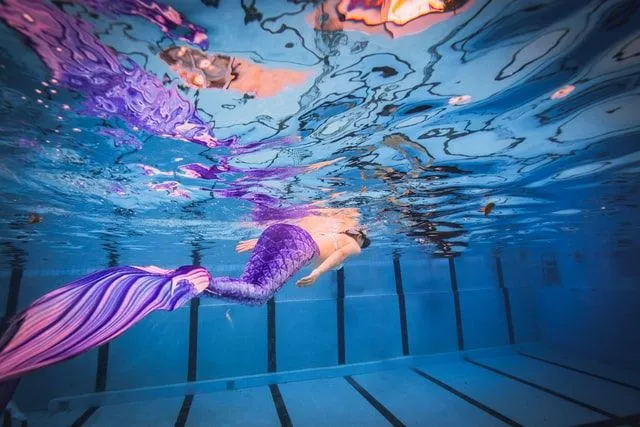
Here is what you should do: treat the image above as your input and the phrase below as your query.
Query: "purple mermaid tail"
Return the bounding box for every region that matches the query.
[0,224,317,410]
[0,265,210,384]
[204,224,320,305]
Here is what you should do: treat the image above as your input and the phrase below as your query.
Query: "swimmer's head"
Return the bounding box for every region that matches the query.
[344,226,371,249]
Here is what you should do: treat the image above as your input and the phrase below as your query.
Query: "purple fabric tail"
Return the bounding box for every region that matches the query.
[205,224,319,305]
[0,265,209,384]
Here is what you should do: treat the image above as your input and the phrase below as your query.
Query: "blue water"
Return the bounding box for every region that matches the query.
[0,0,639,424]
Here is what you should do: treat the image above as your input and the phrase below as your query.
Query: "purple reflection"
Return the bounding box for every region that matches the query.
[0,0,230,148]
[77,0,209,49]
[179,161,301,181]
[108,182,126,195]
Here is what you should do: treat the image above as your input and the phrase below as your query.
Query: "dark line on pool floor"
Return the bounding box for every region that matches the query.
[337,268,345,365]
[495,256,515,345]
[411,368,522,427]
[393,254,409,356]
[572,412,640,427]
[71,406,98,427]
[518,352,640,392]
[95,344,109,393]
[448,258,464,351]
[465,358,616,418]
[269,384,293,427]
[3,266,23,327]
[345,376,405,427]
[188,246,202,382]
[267,297,277,372]
[175,394,194,427]
[188,298,200,382]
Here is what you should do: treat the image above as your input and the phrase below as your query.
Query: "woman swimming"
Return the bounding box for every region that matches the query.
[0,222,370,410]
[235,223,370,288]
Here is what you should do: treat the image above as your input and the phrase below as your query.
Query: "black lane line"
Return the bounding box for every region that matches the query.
[495,256,515,345]
[95,344,109,393]
[176,246,203,427]
[3,267,23,329]
[175,394,194,427]
[269,384,293,427]
[572,413,640,427]
[187,298,200,382]
[518,352,640,392]
[465,358,616,418]
[187,246,202,382]
[393,254,409,356]
[337,268,345,365]
[411,368,521,427]
[267,297,277,372]
[448,258,464,351]
[345,376,405,427]
[71,406,99,427]
[1,246,25,334]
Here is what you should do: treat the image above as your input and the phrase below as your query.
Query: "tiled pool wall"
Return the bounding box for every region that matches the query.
[1,241,638,411]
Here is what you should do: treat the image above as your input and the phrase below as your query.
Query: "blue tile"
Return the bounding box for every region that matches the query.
[107,308,189,390]
[536,288,640,371]
[508,287,539,343]
[15,350,97,412]
[517,344,640,389]
[402,257,451,293]
[459,289,509,350]
[421,361,604,426]
[556,251,588,289]
[276,300,337,371]
[405,292,458,355]
[473,354,640,416]
[279,377,389,426]
[345,295,402,363]
[500,251,531,288]
[87,396,184,426]
[344,263,395,296]
[187,387,280,427]
[27,409,88,427]
[353,369,504,426]
[455,256,499,290]
[197,304,268,379]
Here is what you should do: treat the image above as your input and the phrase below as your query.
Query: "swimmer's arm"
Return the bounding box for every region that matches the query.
[236,239,258,253]
[296,243,361,287]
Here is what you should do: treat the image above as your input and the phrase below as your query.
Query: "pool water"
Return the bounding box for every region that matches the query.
[0,0,639,425]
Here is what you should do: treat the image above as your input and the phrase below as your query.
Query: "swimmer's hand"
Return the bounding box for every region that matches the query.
[296,270,320,287]
[236,239,258,253]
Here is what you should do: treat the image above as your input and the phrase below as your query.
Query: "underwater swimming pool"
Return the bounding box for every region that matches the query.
[0,0,639,425]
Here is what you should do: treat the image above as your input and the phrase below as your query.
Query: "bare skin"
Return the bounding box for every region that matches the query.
[236,209,365,287]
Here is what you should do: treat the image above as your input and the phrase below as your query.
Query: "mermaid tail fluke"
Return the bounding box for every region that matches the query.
[0,265,210,385]
[205,224,319,305]
[0,224,316,409]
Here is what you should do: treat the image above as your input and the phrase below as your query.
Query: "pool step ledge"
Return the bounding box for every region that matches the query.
[48,344,531,413]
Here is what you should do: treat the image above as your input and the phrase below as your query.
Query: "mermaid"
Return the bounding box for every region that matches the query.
[0,222,370,411]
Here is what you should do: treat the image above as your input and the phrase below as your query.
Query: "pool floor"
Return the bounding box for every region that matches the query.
[21,345,640,427]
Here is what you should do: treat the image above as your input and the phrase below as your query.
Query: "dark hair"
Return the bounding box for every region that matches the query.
[343,229,371,249]
[360,233,371,249]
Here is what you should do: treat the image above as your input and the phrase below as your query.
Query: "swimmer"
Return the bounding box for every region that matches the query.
[235,224,370,287]
[0,222,370,410]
